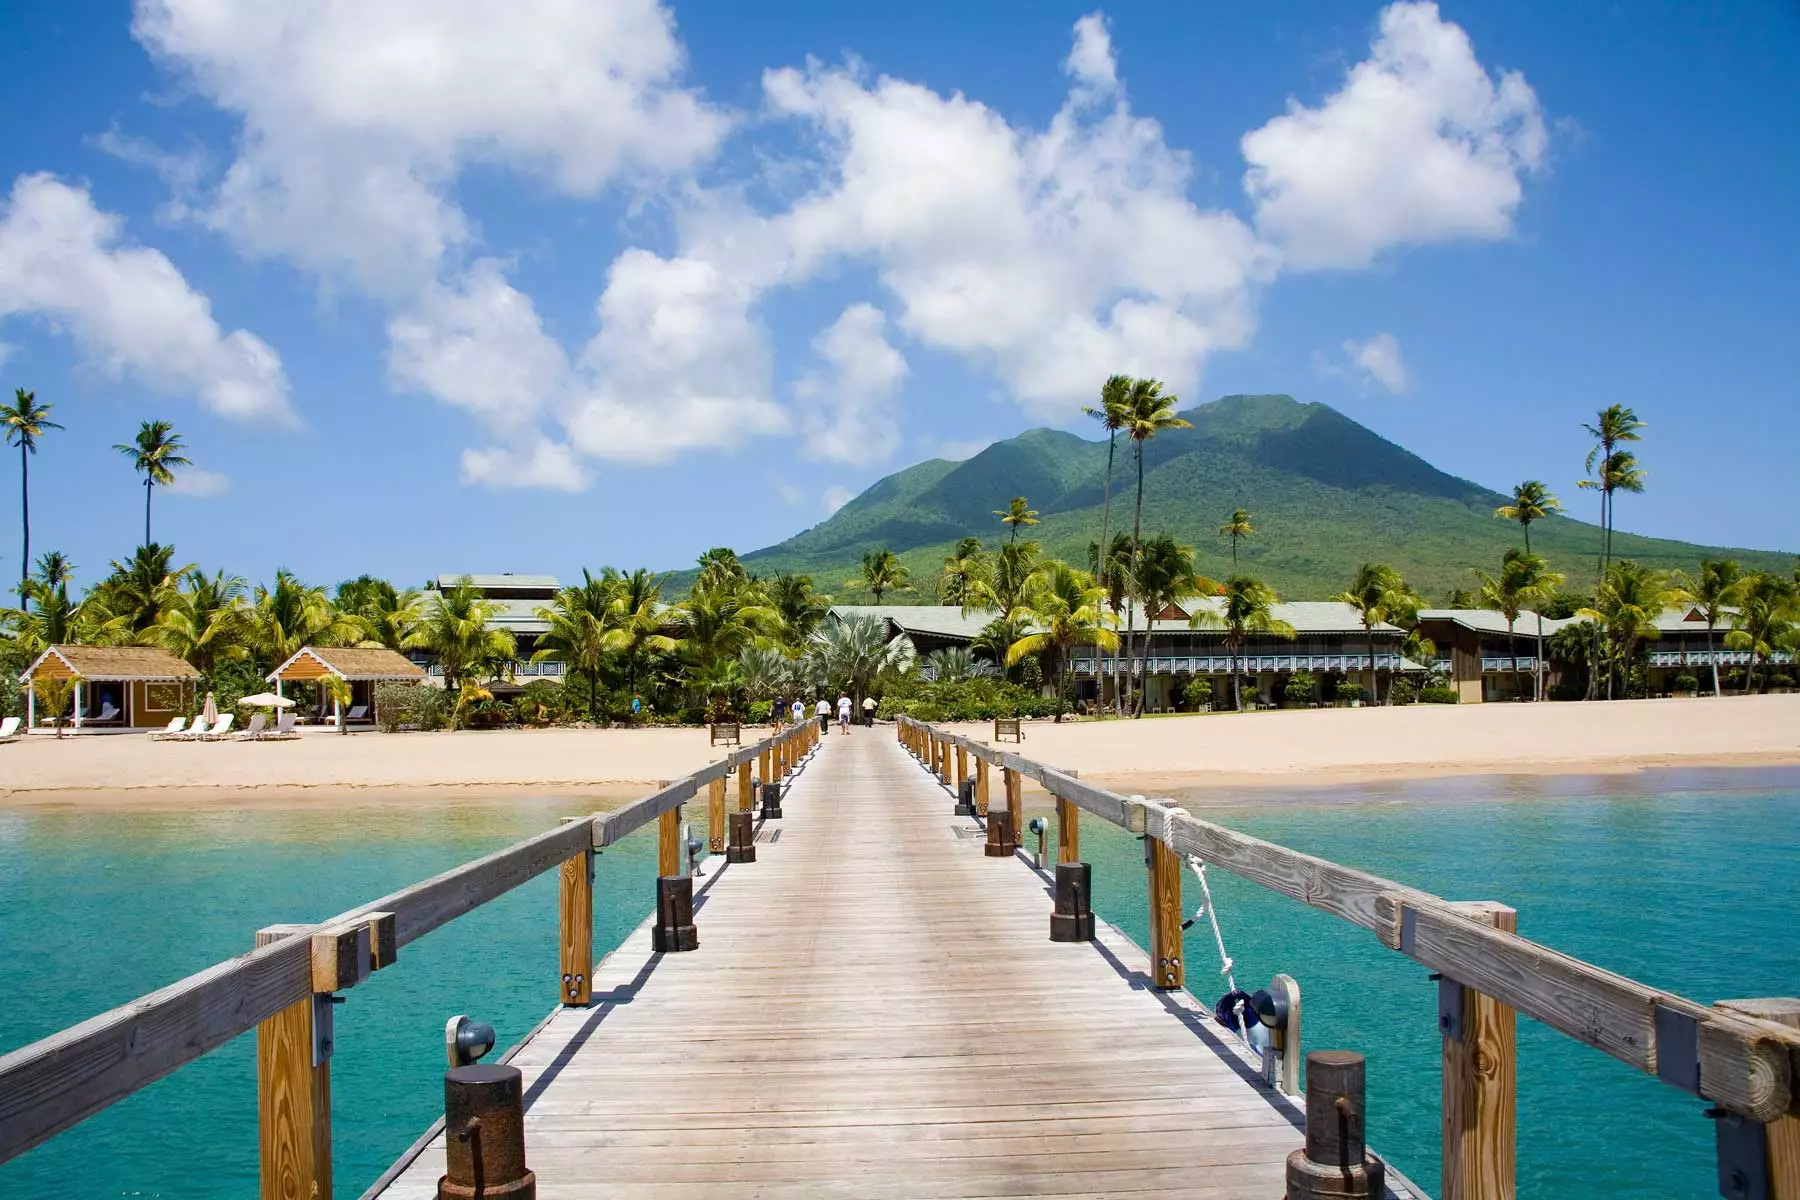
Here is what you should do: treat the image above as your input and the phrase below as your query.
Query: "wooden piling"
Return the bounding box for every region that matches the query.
[255,925,330,1200]
[976,757,990,817]
[1716,997,1800,1200]
[559,850,593,1006]
[1441,902,1518,1200]
[1147,818,1184,991]
[1007,763,1024,848]
[737,759,752,812]
[707,776,726,854]
[658,806,682,878]
[955,745,968,794]
[1057,796,1079,864]
[759,747,770,791]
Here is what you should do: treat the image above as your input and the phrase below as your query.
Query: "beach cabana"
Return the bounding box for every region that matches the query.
[18,645,201,731]
[267,646,426,726]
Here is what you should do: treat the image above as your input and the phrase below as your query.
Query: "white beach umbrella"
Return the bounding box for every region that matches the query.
[238,692,297,709]
[202,690,218,724]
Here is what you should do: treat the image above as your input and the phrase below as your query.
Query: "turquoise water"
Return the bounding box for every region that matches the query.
[1,772,1796,1197]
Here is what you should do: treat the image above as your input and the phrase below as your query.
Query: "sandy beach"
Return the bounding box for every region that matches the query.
[4,695,1797,809]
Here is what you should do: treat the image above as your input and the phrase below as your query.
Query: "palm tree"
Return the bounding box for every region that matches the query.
[532,571,618,717]
[808,612,916,709]
[86,544,193,641]
[1083,374,1131,645]
[1120,378,1190,715]
[965,539,1041,622]
[938,538,989,606]
[1579,406,1646,571]
[1580,560,1674,699]
[114,420,192,548]
[1089,531,1132,714]
[1130,535,1214,712]
[1494,481,1561,556]
[5,554,81,650]
[1671,560,1743,698]
[2,389,61,604]
[767,572,831,643]
[406,576,515,695]
[924,646,995,683]
[994,496,1040,544]
[677,585,778,673]
[694,547,749,595]
[252,570,369,665]
[1473,550,1563,700]
[853,548,911,602]
[1008,560,1119,720]
[1726,573,1797,694]
[148,569,249,675]
[1190,575,1294,713]
[609,568,677,700]
[1219,508,1254,568]
[1333,564,1416,704]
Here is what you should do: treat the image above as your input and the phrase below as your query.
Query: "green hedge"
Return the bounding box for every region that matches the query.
[1418,684,1459,704]
[875,676,1057,722]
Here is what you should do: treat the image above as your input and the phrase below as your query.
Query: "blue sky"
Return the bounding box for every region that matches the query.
[1,0,1795,593]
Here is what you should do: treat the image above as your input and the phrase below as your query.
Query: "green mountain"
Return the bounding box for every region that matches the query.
[740,394,1792,601]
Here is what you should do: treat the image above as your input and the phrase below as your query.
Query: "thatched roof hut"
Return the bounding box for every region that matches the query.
[19,645,200,729]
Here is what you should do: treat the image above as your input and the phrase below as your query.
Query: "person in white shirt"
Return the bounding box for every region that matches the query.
[790,698,804,726]
[815,696,830,733]
[836,692,852,733]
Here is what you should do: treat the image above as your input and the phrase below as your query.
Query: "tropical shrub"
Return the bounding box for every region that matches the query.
[1771,673,1796,691]
[1335,681,1365,705]
[1670,673,1699,693]
[198,658,264,714]
[1282,671,1317,707]
[1017,656,1043,693]
[747,700,773,723]
[375,682,451,732]
[875,675,1056,721]
[1418,685,1459,704]
[1388,677,1417,706]
[1183,677,1213,711]
[514,680,580,726]
[1548,682,1584,701]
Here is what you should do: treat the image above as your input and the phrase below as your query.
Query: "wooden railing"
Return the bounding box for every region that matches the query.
[896,715,1800,1199]
[0,718,820,1194]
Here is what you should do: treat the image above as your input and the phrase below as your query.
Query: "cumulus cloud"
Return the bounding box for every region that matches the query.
[1340,332,1411,394]
[460,439,589,492]
[0,173,291,421]
[796,303,908,465]
[163,465,230,497]
[1242,1,1547,269]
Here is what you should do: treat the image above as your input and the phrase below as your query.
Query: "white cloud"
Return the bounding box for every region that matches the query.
[770,476,804,506]
[164,465,230,497]
[90,126,209,218]
[821,484,855,514]
[937,438,989,461]
[1241,1,1547,269]
[796,303,908,465]
[1065,13,1119,104]
[460,439,588,492]
[1341,332,1411,394]
[0,173,291,421]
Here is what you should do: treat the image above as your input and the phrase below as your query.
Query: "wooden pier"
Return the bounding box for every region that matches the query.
[4,713,1797,1199]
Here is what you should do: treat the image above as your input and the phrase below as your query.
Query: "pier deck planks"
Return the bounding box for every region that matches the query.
[375,733,1422,1199]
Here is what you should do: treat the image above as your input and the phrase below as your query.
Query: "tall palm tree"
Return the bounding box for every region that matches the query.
[406,576,515,694]
[994,496,1040,544]
[1726,573,1797,694]
[532,571,619,717]
[86,544,194,641]
[965,539,1042,622]
[1494,481,1561,556]
[1190,575,1294,713]
[114,420,192,548]
[1089,531,1133,714]
[2,389,61,604]
[1580,560,1674,699]
[938,538,989,606]
[253,570,369,665]
[1219,508,1254,568]
[1671,560,1743,698]
[1083,375,1132,689]
[767,572,831,644]
[1130,535,1215,712]
[677,586,778,673]
[148,569,249,675]
[694,547,749,595]
[1008,560,1119,720]
[4,554,81,650]
[1579,406,1646,574]
[1120,378,1190,715]
[1473,550,1563,700]
[1333,564,1415,704]
[854,548,911,602]
[609,568,677,699]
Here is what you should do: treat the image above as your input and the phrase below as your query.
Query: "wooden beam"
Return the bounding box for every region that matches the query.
[1442,902,1517,1200]
[975,758,990,817]
[559,850,593,1006]
[1057,796,1080,864]
[955,746,967,794]
[708,776,727,853]
[1147,816,1184,992]
[737,759,752,813]
[1717,998,1800,1200]
[658,806,682,878]
[255,926,330,1200]
[1006,763,1024,848]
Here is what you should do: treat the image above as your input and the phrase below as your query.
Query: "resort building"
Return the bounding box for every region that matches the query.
[1415,610,1572,703]
[17,645,200,730]
[268,646,427,725]
[422,573,566,689]
[826,605,995,659]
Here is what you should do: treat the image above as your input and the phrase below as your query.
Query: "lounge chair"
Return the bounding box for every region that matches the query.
[326,705,370,726]
[199,713,235,740]
[149,717,188,740]
[277,711,297,736]
[0,715,20,742]
[238,712,268,739]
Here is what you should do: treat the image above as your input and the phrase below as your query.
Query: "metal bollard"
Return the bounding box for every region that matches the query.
[954,778,976,817]
[1286,1050,1385,1199]
[1050,862,1095,942]
[651,876,698,952]
[438,1064,536,1199]
[760,781,783,820]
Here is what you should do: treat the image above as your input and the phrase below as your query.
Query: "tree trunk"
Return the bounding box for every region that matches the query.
[1367,627,1377,704]
[1709,626,1721,697]
[1230,646,1242,713]
[1099,434,1117,715]
[1129,443,1146,717]
[18,444,28,605]
[1509,621,1519,698]
[144,478,153,548]
[1523,522,1531,556]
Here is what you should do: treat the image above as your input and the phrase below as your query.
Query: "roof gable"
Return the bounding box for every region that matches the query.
[21,644,201,682]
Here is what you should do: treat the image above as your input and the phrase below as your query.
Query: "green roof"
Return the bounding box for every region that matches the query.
[435,573,559,592]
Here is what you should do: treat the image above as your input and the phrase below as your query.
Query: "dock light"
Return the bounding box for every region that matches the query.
[1252,986,1289,1031]
[445,1014,497,1068]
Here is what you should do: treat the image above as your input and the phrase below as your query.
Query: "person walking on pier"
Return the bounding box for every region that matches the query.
[837,692,852,733]
[862,695,877,726]
[814,696,830,733]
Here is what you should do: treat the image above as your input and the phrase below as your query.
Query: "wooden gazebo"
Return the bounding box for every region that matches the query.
[19,645,201,730]
[267,646,426,726]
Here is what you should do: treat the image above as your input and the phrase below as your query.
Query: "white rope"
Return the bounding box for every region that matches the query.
[1187,854,1254,1052]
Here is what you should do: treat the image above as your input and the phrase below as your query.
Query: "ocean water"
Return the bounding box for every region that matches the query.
[1,771,1796,1198]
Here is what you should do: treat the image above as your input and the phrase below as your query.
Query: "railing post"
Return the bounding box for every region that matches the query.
[737,759,752,812]
[955,745,968,796]
[559,844,593,1006]
[1714,998,1800,1200]
[653,804,697,951]
[1057,795,1080,863]
[976,756,990,816]
[1441,902,1517,1200]
[987,766,1019,857]
[1147,806,1184,991]
[759,746,771,791]
[1289,1050,1386,1198]
[255,925,335,1200]
[1007,762,1024,850]
[707,776,726,854]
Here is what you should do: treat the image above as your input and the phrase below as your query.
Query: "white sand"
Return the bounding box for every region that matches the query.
[941,693,1800,793]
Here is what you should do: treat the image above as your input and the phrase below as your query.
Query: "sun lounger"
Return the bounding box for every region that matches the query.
[149,717,188,740]
[0,715,20,742]
[198,713,235,740]
[325,705,370,726]
[239,712,268,739]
